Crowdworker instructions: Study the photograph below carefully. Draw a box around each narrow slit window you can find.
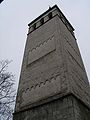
[33,23,36,30]
[48,12,52,19]
[40,18,44,25]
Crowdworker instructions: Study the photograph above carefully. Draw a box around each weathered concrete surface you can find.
[13,5,90,120]
[13,95,90,120]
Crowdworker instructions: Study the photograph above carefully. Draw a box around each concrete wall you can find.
[14,6,90,119]
[13,95,90,120]
[56,15,90,108]
[15,12,90,113]
[15,15,69,112]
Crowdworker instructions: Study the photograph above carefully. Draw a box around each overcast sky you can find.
[0,0,90,89]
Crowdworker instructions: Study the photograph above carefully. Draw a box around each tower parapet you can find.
[28,5,74,36]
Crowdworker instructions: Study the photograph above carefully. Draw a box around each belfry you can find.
[13,5,90,120]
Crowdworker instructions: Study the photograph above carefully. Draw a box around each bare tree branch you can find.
[0,60,16,120]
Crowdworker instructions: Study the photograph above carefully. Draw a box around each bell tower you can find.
[13,5,90,120]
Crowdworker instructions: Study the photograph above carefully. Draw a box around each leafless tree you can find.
[0,60,16,120]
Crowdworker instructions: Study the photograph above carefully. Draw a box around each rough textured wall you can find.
[15,14,90,112]
[15,16,70,112]
[56,16,90,108]
[13,95,90,120]
[14,6,90,120]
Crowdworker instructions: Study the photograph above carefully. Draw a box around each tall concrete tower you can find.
[13,5,90,120]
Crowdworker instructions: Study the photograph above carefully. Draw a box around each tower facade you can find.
[13,5,90,120]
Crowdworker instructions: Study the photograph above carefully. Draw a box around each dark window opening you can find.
[48,12,52,19]
[33,23,36,30]
[40,18,44,25]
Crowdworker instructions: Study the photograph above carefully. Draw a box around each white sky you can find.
[0,0,90,89]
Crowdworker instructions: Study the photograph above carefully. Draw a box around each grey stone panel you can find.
[27,36,55,65]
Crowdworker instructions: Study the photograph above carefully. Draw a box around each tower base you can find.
[13,94,90,120]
